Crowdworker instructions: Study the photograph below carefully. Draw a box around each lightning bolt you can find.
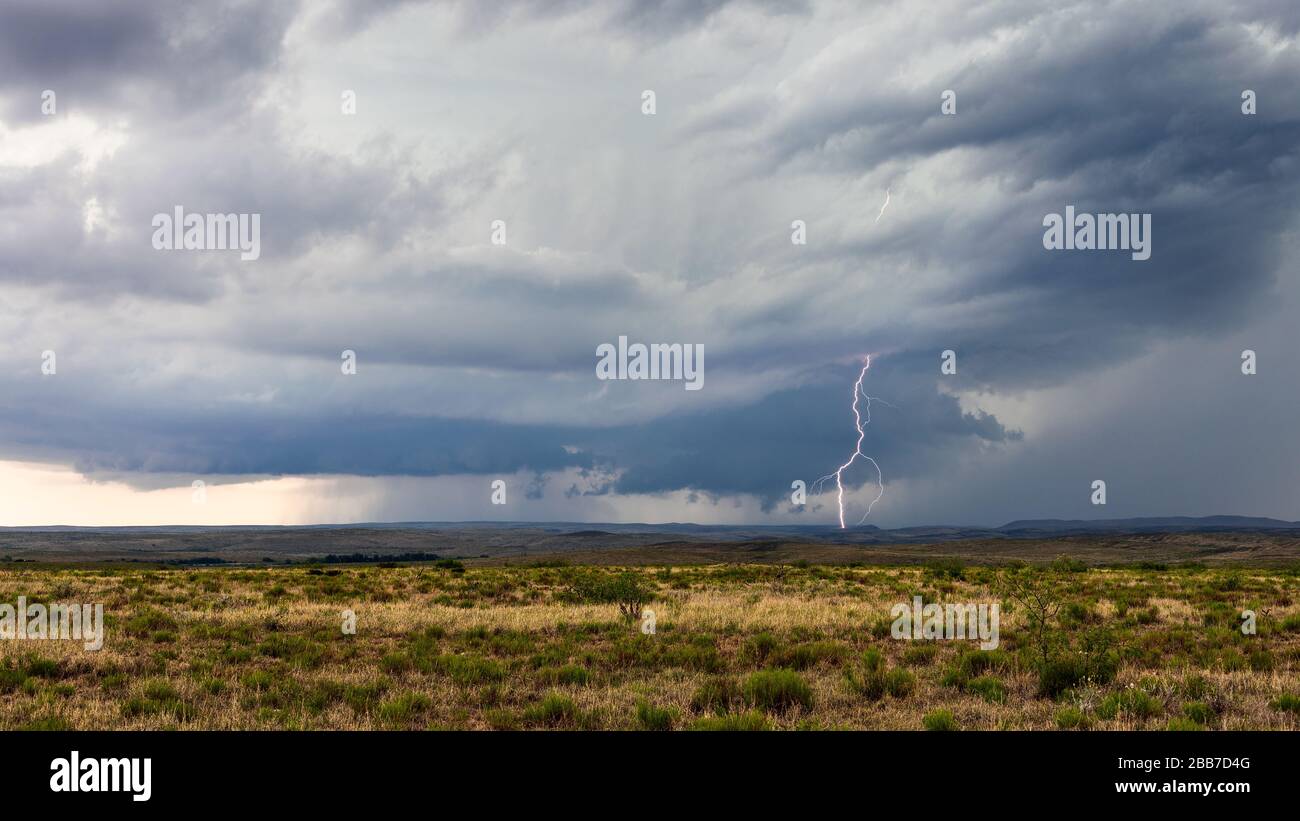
[875,188,891,223]
[813,355,885,529]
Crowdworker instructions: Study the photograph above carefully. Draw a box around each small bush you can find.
[569,571,653,621]
[1037,652,1115,699]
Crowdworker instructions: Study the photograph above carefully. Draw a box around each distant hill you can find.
[2,515,1300,565]
[997,516,1300,534]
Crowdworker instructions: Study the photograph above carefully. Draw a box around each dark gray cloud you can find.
[0,0,299,124]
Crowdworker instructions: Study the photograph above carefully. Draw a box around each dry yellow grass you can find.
[0,562,1296,730]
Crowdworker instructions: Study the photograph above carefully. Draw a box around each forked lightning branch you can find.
[813,355,886,529]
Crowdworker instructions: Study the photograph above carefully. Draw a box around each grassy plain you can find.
[1,559,1298,730]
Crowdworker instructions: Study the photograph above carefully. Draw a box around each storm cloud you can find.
[1,0,1297,526]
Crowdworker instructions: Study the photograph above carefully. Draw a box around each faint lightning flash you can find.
[813,356,885,529]
[875,188,891,223]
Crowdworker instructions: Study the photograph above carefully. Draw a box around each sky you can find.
[0,0,1297,527]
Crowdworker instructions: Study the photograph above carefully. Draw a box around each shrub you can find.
[741,670,813,713]
[570,571,653,621]
[1036,656,1088,698]
[1036,649,1116,699]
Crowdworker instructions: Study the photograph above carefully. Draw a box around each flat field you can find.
[1,559,1298,730]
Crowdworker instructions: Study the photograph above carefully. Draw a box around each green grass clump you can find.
[523,693,578,727]
[964,675,1006,704]
[1097,687,1162,720]
[1036,651,1116,699]
[942,649,1010,689]
[431,654,505,686]
[377,693,432,725]
[537,664,591,686]
[1182,701,1214,726]
[635,700,674,731]
[740,632,780,665]
[0,666,29,693]
[691,676,741,713]
[845,648,914,701]
[1165,717,1202,731]
[121,678,193,721]
[125,608,179,637]
[1055,707,1090,729]
[922,709,958,731]
[741,670,813,713]
[901,645,937,666]
[689,711,770,731]
[20,716,73,731]
[1269,693,1300,713]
